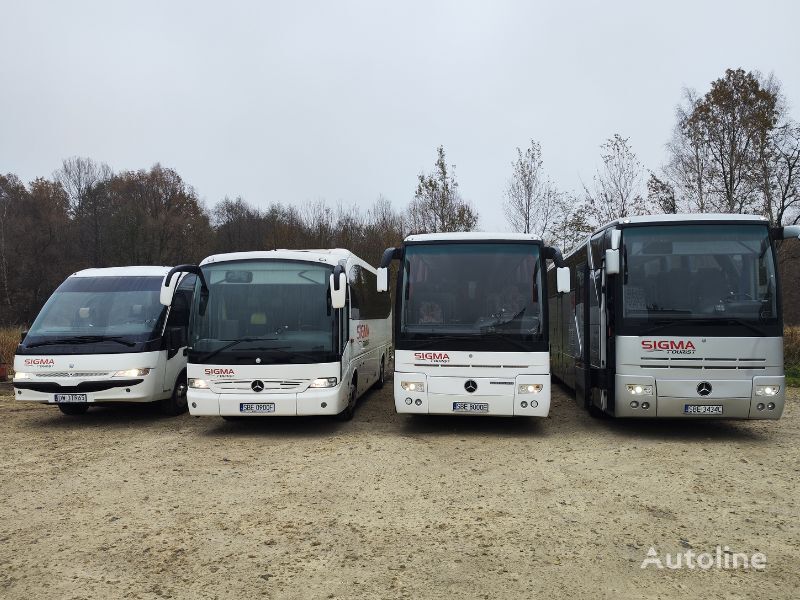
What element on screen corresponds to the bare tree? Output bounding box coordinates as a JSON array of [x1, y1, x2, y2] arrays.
[[503, 140, 563, 241], [647, 173, 678, 214], [407, 146, 479, 233], [584, 134, 645, 224], [686, 68, 779, 214], [664, 88, 708, 213]]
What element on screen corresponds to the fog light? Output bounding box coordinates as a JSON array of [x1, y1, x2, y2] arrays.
[[767, 402, 775, 410], [757, 403, 765, 411], [405, 397, 413, 405], [530, 399, 538, 408], [401, 381, 424, 392], [321, 402, 327, 408], [518, 384, 543, 394], [191, 402, 197, 408], [520, 400, 528, 408], [630, 400, 639, 408], [626, 384, 653, 395], [755, 385, 780, 396], [641, 401, 650, 410], [188, 378, 209, 389], [414, 399, 422, 406]]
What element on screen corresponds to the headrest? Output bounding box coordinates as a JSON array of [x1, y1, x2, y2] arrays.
[[250, 312, 266, 325], [131, 304, 143, 315], [78, 307, 91, 319]]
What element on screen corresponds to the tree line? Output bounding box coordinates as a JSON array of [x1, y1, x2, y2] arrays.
[[1, 67, 798, 326], [505, 68, 800, 248]]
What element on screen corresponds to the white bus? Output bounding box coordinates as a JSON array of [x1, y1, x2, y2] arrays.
[[549, 214, 800, 419], [161, 250, 391, 421], [13, 266, 194, 416], [376, 233, 570, 416]]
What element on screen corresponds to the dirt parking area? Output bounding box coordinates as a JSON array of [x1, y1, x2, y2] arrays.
[[0, 381, 798, 599]]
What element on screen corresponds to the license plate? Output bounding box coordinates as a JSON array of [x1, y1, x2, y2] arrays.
[[240, 402, 275, 414], [684, 404, 723, 415], [54, 394, 87, 403], [453, 402, 489, 413]]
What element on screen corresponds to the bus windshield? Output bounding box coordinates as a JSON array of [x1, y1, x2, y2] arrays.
[[621, 224, 779, 333], [24, 276, 167, 350], [399, 243, 544, 350], [189, 260, 338, 364]]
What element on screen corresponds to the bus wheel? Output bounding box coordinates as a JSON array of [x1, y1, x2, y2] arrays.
[[160, 376, 188, 416], [374, 357, 385, 389], [58, 403, 89, 416], [587, 402, 607, 419], [336, 379, 357, 421]]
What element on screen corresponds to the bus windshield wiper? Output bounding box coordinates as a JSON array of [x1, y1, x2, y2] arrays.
[[197, 337, 279, 363], [27, 335, 136, 348]]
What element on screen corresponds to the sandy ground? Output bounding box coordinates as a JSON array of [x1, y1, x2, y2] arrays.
[[0, 380, 798, 600]]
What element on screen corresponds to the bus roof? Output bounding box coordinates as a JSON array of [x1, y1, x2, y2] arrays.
[[404, 232, 543, 243], [199, 249, 356, 268], [71, 266, 172, 278], [598, 213, 769, 230]]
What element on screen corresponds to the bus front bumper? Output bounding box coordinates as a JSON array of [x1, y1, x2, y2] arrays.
[[615, 375, 785, 419], [187, 386, 348, 417], [393, 373, 551, 417], [13, 376, 160, 404]]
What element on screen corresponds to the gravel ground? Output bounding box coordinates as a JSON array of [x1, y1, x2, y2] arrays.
[[0, 381, 798, 600]]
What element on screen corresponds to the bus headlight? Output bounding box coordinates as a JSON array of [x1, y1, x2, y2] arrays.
[[626, 384, 653, 395], [13, 372, 31, 380], [518, 384, 543, 394], [113, 368, 151, 378], [188, 378, 209, 389], [309, 377, 338, 388], [400, 381, 424, 392], [755, 385, 780, 396]]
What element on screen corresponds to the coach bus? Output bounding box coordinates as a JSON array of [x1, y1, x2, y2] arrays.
[[549, 214, 800, 419], [162, 250, 391, 421], [376, 233, 570, 417], [14, 266, 194, 416]]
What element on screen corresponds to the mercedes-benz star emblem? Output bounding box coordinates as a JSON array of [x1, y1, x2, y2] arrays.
[[697, 382, 712, 397], [464, 380, 478, 393], [251, 380, 265, 393]]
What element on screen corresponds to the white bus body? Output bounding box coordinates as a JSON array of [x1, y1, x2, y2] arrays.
[[377, 233, 570, 417], [549, 214, 799, 419], [163, 250, 391, 420], [13, 266, 194, 416]]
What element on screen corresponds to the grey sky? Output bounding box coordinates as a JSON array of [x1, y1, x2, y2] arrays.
[[2, 0, 799, 231]]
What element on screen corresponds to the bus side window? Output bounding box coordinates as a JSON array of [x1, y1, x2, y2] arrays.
[[348, 266, 362, 320], [167, 274, 195, 331]]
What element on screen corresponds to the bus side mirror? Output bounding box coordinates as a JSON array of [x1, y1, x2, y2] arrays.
[[330, 272, 347, 309], [20, 330, 28, 344], [605, 249, 621, 275], [781, 225, 800, 239], [160, 274, 179, 307], [556, 267, 570, 294], [377, 267, 389, 293]]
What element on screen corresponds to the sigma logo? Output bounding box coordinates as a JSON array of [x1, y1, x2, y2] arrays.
[[356, 324, 370, 341], [414, 352, 450, 363], [25, 358, 55, 367], [204, 368, 235, 376], [641, 340, 697, 355]]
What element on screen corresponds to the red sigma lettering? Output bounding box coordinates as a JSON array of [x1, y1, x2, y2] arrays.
[[414, 352, 450, 361], [25, 358, 55, 366], [204, 368, 235, 376], [641, 340, 696, 351]]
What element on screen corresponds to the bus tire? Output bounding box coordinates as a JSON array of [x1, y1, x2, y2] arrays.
[[160, 374, 188, 416], [58, 403, 89, 416], [336, 377, 357, 421], [374, 356, 385, 389], [587, 402, 607, 419]]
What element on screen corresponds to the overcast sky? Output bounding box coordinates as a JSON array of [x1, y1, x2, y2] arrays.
[[2, 1, 799, 230]]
